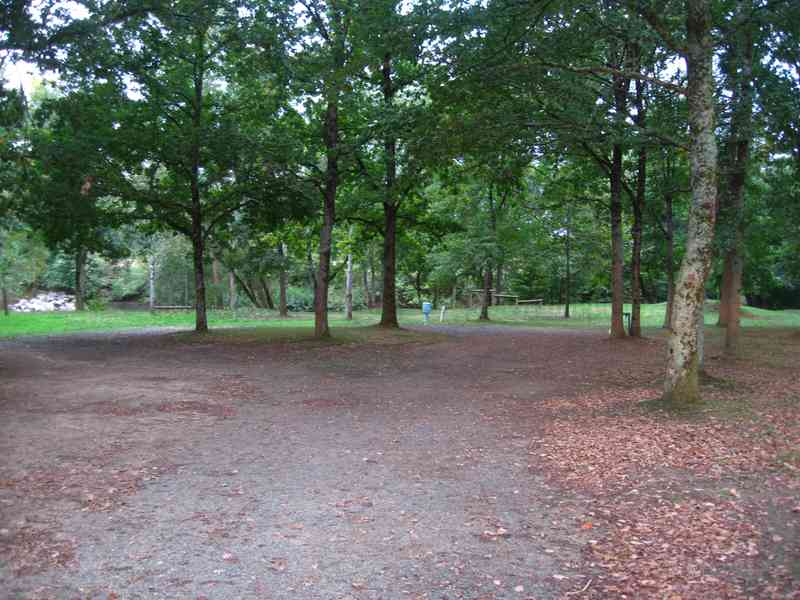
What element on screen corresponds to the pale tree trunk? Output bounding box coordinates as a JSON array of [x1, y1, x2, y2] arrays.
[[278, 243, 288, 318], [228, 271, 237, 310], [74, 247, 88, 311], [362, 264, 372, 309], [663, 0, 718, 405], [148, 255, 156, 311], [479, 269, 492, 321], [630, 78, 647, 337], [345, 250, 353, 320]]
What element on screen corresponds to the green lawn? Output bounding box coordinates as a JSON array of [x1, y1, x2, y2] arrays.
[[1, 303, 797, 339]]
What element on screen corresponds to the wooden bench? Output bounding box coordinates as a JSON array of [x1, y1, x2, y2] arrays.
[[517, 299, 544, 305]]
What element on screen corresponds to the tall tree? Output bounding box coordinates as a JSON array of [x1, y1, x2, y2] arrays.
[[660, 0, 719, 404]]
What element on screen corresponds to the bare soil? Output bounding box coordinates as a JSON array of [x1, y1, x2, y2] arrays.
[[0, 325, 798, 599]]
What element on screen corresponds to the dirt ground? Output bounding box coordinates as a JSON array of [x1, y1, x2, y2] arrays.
[[0, 325, 798, 600]]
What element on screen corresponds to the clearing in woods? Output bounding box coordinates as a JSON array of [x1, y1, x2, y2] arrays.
[[0, 325, 798, 599]]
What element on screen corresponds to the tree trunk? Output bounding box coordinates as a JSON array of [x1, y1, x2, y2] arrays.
[[379, 203, 399, 327], [722, 11, 754, 357], [663, 0, 718, 405], [362, 263, 372, 309], [315, 97, 337, 338], [379, 53, 400, 329], [564, 207, 571, 319], [609, 144, 626, 337], [495, 263, 503, 295], [278, 243, 288, 317], [663, 192, 675, 328], [228, 271, 237, 310], [260, 278, 275, 310], [148, 254, 156, 312], [74, 246, 88, 311], [211, 257, 222, 308], [233, 271, 260, 308], [630, 80, 647, 337], [2, 284, 8, 316], [190, 224, 208, 333], [479, 269, 492, 321], [345, 250, 353, 320], [190, 34, 208, 333]]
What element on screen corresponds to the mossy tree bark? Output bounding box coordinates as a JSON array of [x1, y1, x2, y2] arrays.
[[663, 0, 718, 405]]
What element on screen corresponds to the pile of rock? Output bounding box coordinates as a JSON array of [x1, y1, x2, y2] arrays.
[[11, 292, 76, 312]]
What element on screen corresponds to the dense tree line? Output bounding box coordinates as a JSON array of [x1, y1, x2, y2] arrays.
[[1, 0, 798, 405]]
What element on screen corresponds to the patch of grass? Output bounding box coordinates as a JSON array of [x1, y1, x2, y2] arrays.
[[2, 302, 797, 339], [408, 302, 800, 330], [0, 308, 375, 339]]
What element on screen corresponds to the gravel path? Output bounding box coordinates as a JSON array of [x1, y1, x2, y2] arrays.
[[0, 326, 611, 599]]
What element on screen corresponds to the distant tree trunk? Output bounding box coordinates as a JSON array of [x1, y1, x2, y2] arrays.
[[278, 243, 288, 317], [74, 246, 88, 311], [260, 278, 275, 310], [451, 284, 457, 308], [314, 82, 344, 338], [148, 255, 156, 311], [608, 61, 630, 339], [663, 0, 718, 405], [2, 284, 8, 316], [564, 207, 571, 319], [233, 271, 260, 308], [306, 239, 316, 295], [211, 258, 222, 308], [345, 250, 353, 320], [663, 192, 675, 328], [630, 79, 647, 337], [379, 54, 400, 329], [495, 263, 503, 295], [370, 255, 378, 305], [722, 11, 754, 357], [609, 144, 626, 338], [479, 269, 493, 321], [228, 271, 237, 310], [717, 258, 733, 327], [362, 264, 372, 309]]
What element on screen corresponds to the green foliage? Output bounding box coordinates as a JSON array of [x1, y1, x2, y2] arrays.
[[0, 222, 49, 296]]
